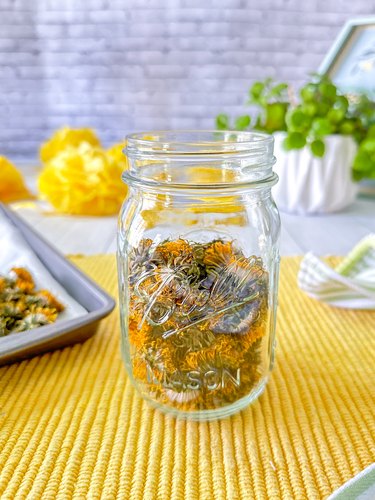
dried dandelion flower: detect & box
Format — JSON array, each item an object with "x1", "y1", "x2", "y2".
[
  {"x1": 38, "y1": 143, "x2": 127, "y2": 215},
  {"x1": 11, "y1": 267, "x2": 35, "y2": 293},
  {"x1": 203, "y1": 241, "x2": 234, "y2": 268},
  {"x1": 0, "y1": 156, "x2": 33, "y2": 203},
  {"x1": 155, "y1": 239, "x2": 193, "y2": 263},
  {"x1": 0, "y1": 267, "x2": 64, "y2": 336},
  {"x1": 11, "y1": 267, "x2": 34, "y2": 284},
  {"x1": 40, "y1": 127, "x2": 101, "y2": 163},
  {"x1": 36, "y1": 290, "x2": 65, "y2": 312},
  {"x1": 127, "y1": 237, "x2": 269, "y2": 411}
]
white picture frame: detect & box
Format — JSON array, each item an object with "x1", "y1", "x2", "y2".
[{"x1": 319, "y1": 17, "x2": 375, "y2": 97}]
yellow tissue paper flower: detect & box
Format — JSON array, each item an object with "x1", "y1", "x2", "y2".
[
  {"x1": 187, "y1": 166, "x2": 244, "y2": 214},
  {"x1": 107, "y1": 142, "x2": 129, "y2": 171},
  {"x1": 40, "y1": 127, "x2": 101, "y2": 163},
  {"x1": 0, "y1": 156, "x2": 33, "y2": 203},
  {"x1": 38, "y1": 143, "x2": 127, "y2": 216}
]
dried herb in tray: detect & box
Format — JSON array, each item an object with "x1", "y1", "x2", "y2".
[{"x1": 0, "y1": 267, "x2": 64, "y2": 336}]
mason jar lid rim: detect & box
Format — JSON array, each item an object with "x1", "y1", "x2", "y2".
[
  {"x1": 126, "y1": 129, "x2": 274, "y2": 155},
  {"x1": 122, "y1": 170, "x2": 278, "y2": 192},
  {"x1": 124, "y1": 130, "x2": 276, "y2": 190}
]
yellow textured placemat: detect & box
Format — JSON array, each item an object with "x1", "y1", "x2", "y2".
[{"x1": 0, "y1": 255, "x2": 374, "y2": 500}]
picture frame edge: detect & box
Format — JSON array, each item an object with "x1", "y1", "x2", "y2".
[{"x1": 319, "y1": 16, "x2": 375, "y2": 77}]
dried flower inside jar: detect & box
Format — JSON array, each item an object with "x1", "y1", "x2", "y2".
[{"x1": 127, "y1": 238, "x2": 269, "y2": 411}]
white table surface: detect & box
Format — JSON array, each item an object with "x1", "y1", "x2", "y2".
[
  {"x1": 10, "y1": 197, "x2": 375, "y2": 257},
  {"x1": 9, "y1": 164, "x2": 375, "y2": 256}
]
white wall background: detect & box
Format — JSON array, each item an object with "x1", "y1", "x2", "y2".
[{"x1": 1, "y1": 0, "x2": 374, "y2": 160}]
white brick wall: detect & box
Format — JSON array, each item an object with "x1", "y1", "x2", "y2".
[{"x1": 1, "y1": 0, "x2": 374, "y2": 159}]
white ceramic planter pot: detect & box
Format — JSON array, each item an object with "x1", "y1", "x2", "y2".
[{"x1": 272, "y1": 132, "x2": 358, "y2": 215}]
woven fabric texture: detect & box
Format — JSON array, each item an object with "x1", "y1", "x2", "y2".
[{"x1": 0, "y1": 255, "x2": 374, "y2": 500}]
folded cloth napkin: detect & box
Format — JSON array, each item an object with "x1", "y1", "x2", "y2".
[
  {"x1": 0, "y1": 209, "x2": 87, "y2": 322},
  {"x1": 298, "y1": 234, "x2": 375, "y2": 309}
]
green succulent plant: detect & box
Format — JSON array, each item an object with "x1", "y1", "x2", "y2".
[
  {"x1": 283, "y1": 75, "x2": 368, "y2": 158},
  {"x1": 216, "y1": 75, "x2": 375, "y2": 181},
  {"x1": 353, "y1": 124, "x2": 375, "y2": 181},
  {"x1": 216, "y1": 78, "x2": 289, "y2": 134}
]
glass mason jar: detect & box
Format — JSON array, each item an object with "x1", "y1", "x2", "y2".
[{"x1": 117, "y1": 131, "x2": 280, "y2": 420}]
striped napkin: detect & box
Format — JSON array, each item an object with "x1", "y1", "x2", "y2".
[{"x1": 298, "y1": 234, "x2": 375, "y2": 309}]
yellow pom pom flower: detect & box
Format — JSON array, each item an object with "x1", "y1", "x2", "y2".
[
  {"x1": 107, "y1": 142, "x2": 129, "y2": 171},
  {"x1": 40, "y1": 127, "x2": 101, "y2": 163},
  {"x1": 38, "y1": 143, "x2": 127, "y2": 216},
  {"x1": 0, "y1": 156, "x2": 33, "y2": 203}
]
